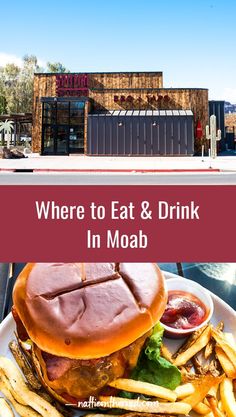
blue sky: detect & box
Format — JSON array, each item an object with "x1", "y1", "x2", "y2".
[{"x1": 1, "y1": 0, "x2": 236, "y2": 102}]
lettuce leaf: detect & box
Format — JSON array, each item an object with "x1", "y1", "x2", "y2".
[
  {"x1": 145, "y1": 321, "x2": 164, "y2": 361},
  {"x1": 128, "y1": 323, "x2": 181, "y2": 391}
]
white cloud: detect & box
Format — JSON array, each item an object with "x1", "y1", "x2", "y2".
[
  {"x1": 38, "y1": 59, "x2": 46, "y2": 68},
  {"x1": 223, "y1": 88, "x2": 236, "y2": 104},
  {"x1": 0, "y1": 52, "x2": 46, "y2": 69},
  {"x1": 0, "y1": 52, "x2": 23, "y2": 67},
  {"x1": 209, "y1": 87, "x2": 236, "y2": 104}
]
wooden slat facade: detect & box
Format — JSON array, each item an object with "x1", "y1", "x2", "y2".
[
  {"x1": 32, "y1": 74, "x2": 57, "y2": 153},
  {"x1": 87, "y1": 72, "x2": 163, "y2": 89},
  {"x1": 32, "y1": 72, "x2": 208, "y2": 154}
]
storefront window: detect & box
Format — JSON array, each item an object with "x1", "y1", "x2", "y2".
[
  {"x1": 43, "y1": 102, "x2": 56, "y2": 125},
  {"x1": 57, "y1": 101, "x2": 69, "y2": 125},
  {"x1": 42, "y1": 99, "x2": 85, "y2": 155},
  {"x1": 42, "y1": 126, "x2": 55, "y2": 154}
]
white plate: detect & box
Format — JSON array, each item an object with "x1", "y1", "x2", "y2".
[{"x1": 0, "y1": 271, "x2": 236, "y2": 416}]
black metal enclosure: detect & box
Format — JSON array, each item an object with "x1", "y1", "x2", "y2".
[
  {"x1": 87, "y1": 110, "x2": 194, "y2": 156},
  {"x1": 209, "y1": 101, "x2": 225, "y2": 151}
]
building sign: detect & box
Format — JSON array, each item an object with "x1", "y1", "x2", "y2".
[
  {"x1": 56, "y1": 74, "x2": 89, "y2": 97},
  {"x1": 114, "y1": 94, "x2": 171, "y2": 104}
]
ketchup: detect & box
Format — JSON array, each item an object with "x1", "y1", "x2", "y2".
[{"x1": 161, "y1": 290, "x2": 208, "y2": 330}]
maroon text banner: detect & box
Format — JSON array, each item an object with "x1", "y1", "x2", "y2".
[{"x1": 0, "y1": 185, "x2": 235, "y2": 262}]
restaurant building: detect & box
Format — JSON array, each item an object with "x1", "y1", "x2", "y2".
[{"x1": 32, "y1": 72, "x2": 208, "y2": 155}]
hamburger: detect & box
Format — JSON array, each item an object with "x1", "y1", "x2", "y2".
[{"x1": 12, "y1": 263, "x2": 167, "y2": 405}]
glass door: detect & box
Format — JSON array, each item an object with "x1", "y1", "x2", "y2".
[
  {"x1": 69, "y1": 101, "x2": 85, "y2": 153},
  {"x1": 42, "y1": 125, "x2": 69, "y2": 155},
  {"x1": 69, "y1": 126, "x2": 84, "y2": 153},
  {"x1": 41, "y1": 99, "x2": 85, "y2": 155},
  {"x1": 42, "y1": 126, "x2": 56, "y2": 155},
  {"x1": 57, "y1": 126, "x2": 69, "y2": 155}
]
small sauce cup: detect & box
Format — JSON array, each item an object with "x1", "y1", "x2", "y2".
[{"x1": 161, "y1": 277, "x2": 214, "y2": 338}]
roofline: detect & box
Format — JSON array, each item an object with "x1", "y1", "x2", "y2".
[
  {"x1": 209, "y1": 100, "x2": 225, "y2": 103},
  {"x1": 34, "y1": 71, "x2": 163, "y2": 76},
  {"x1": 89, "y1": 109, "x2": 194, "y2": 116},
  {"x1": 40, "y1": 87, "x2": 208, "y2": 93},
  {"x1": 39, "y1": 87, "x2": 209, "y2": 92},
  {"x1": 40, "y1": 96, "x2": 89, "y2": 102},
  {"x1": 89, "y1": 87, "x2": 208, "y2": 91}
]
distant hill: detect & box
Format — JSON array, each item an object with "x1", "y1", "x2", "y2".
[{"x1": 225, "y1": 101, "x2": 236, "y2": 114}]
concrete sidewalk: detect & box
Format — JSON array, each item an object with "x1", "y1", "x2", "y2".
[{"x1": 1, "y1": 153, "x2": 236, "y2": 172}]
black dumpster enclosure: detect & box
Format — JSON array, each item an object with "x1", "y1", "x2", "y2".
[
  {"x1": 87, "y1": 110, "x2": 194, "y2": 156},
  {"x1": 209, "y1": 100, "x2": 225, "y2": 151}
]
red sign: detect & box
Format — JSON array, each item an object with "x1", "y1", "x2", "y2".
[
  {"x1": 196, "y1": 120, "x2": 203, "y2": 140},
  {"x1": 114, "y1": 94, "x2": 170, "y2": 104},
  {"x1": 56, "y1": 74, "x2": 89, "y2": 97}
]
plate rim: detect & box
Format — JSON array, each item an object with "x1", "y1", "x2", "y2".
[
  {"x1": 163, "y1": 270, "x2": 236, "y2": 318},
  {"x1": 0, "y1": 311, "x2": 13, "y2": 332}
]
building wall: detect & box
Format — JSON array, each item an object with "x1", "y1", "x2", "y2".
[
  {"x1": 32, "y1": 72, "x2": 163, "y2": 152},
  {"x1": 88, "y1": 72, "x2": 163, "y2": 89},
  {"x1": 88, "y1": 111, "x2": 194, "y2": 156},
  {"x1": 32, "y1": 74, "x2": 57, "y2": 152},
  {"x1": 32, "y1": 72, "x2": 208, "y2": 154},
  {"x1": 90, "y1": 88, "x2": 208, "y2": 121}
]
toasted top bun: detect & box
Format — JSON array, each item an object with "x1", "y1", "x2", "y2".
[{"x1": 13, "y1": 263, "x2": 167, "y2": 359}]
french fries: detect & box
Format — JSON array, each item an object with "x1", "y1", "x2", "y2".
[
  {"x1": 0, "y1": 373, "x2": 40, "y2": 417},
  {"x1": 204, "y1": 322, "x2": 224, "y2": 361},
  {"x1": 192, "y1": 354, "x2": 205, "y2": 374},
  {"x1": 0, "y1": 398, "x2": 14, "y2": 417},
  {"x1": 84, "y1": 415, "x2": 119, "y2": 417},
  {"x1": 205, "y1": 340, "x2": 214, "y2": 360},
  {"x1": 207, "y1": 396, "x2": 225, "y2": 417},
  {"x1": 173, "y1": 325, "x2": 212, "y2": 367},
  {"x1": 85, "y1": 414, "x2": 176, "y2": 417},
  {"x1": 108, "y1": 378, "x2": 177, "y2": 402},
  {"x1": 220, "y1": 378, "x2": 236, "y2": 417},
  {"x1": 0, "y1": 357, "x2": 63, "y2": 417},
  {"x1": 99, "y1": 396, "x2": 191, "y2": 415},
  {"x1": 9, "y1": 341, "x2": 41, "y2": 390},
  {"x1": 160, "y1": 344, "x2": 173, "y2": 363},
  {"x1": 193, "y1": 401, "x2": 211, "y2": 415},
  {"x1": 215, "y1": 345, "x2": 236, "y2": 378},
  {"x1": 212, "y1": 328, "x2": 236, "y2": 365},
  {"x1": 183, "y1": 375, "x2": 223, "y2": 408},
  {"x1": 174, "y1": 382, "x2": 195, "y2": 399},
  {"x1": 224, "y1": 332, "x2": 236, "y2": 349},
  {"x1": 15, "y1": 336, "x2": 33, "y2": 365},
  {"x1": 207, "y1": 385, "x2": 218, "y2": 398},
  {"x1": 172, "y1": 325, "x2": 208, "y2": 359}
]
